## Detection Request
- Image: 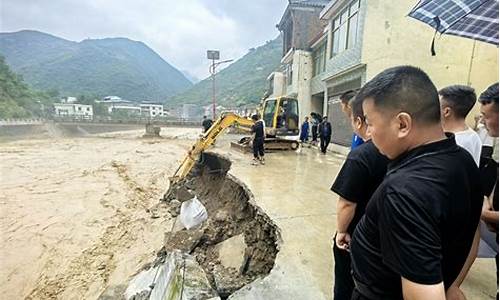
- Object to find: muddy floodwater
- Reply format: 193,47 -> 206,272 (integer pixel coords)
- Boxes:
0,129 -> 199,299
0,127 -> 497,299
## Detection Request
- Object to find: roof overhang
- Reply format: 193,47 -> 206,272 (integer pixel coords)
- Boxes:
322,63 -> 366,83
320,0 -> 349,20
281,48 -> 295,64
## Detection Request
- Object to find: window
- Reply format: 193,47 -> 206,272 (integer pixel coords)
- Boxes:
86,107 -> 90,111
78,106 -> 82,111
348,1 -> 359,49
263,99 -> 277,127
313,41 -> 327,76
331,0 -> 360,57
286,64 -> 293,86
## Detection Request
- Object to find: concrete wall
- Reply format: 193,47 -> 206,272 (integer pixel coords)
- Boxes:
285,50 -> 314,123
361,0 -> 499,125
292,7 -> 329,50
270,72 -> 287,98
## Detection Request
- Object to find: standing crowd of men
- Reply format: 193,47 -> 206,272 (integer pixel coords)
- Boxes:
300,113 -> 333,153
330,65 -> 498,300
200,66 -> 498,299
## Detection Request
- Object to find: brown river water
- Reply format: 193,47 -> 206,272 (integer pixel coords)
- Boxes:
0,127 -> 496,299
0,128 -> 200,299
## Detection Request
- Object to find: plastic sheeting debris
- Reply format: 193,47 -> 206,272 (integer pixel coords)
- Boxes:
180,196 -> 208,230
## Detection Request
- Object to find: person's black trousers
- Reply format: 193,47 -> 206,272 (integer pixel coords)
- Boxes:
312,125 -> 318,141
333,238 -> 355,300
253,138 -> 264,158
320,136 -> 331,153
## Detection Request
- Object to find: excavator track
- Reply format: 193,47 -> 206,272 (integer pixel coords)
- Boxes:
230,137 -> 299,152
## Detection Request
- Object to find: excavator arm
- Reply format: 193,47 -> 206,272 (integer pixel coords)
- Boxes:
169,112 -> 255,184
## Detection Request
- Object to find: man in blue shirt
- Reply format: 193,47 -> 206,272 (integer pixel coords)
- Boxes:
300,116 -> 309,143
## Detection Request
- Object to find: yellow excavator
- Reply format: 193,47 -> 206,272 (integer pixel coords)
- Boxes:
169,97 -> 300,184
231,96 -> 300,151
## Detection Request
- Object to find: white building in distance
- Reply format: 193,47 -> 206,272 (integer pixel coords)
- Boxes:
140,103 -> 165,118
54,103 -> 93,120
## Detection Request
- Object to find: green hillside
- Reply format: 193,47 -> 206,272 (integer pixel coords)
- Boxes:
0,55 -> 54,118
0,30 -> 192,102
168,36 -> 282,108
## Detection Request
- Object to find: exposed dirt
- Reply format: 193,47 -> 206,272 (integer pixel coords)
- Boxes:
157,152 -> 281,298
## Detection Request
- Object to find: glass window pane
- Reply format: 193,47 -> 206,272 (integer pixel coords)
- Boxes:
350,0 -> 359,15
322,43 -> 326,71
334,17 -> 340,29
348,13 -> 358,48
339,23 -> 348,52
319,47 -> 325,73
263,100 -> 276,126
332,29 -> 340,56
341,9 -> 349,24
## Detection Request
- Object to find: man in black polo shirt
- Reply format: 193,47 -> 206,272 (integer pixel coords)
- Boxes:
251,113 -> 265,165
350,66 -> 482,300
331,91 -> 388,300
478,83 -> 499,299
202,115 -> 213,133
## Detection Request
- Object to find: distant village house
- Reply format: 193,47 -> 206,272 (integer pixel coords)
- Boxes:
54,103 -> 93,120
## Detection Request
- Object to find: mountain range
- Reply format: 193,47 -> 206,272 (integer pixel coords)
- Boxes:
0,30 -> 283,109
0,30 -> 192,102
168,37 -> 282,108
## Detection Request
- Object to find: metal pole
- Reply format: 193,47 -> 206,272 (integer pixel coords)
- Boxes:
212,59 -> 216,120
466,40 -> 476,86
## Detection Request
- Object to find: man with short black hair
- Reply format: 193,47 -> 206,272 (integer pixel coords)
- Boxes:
439,85 -> 482,166
202,115 -> 213,133
251,113 -> 265,165
319,116 -> 332,154
439,85 -> 483,299
478,83 -> 499,299
310,112 -> 321,143
350,66 -> 482,300
340,90 -> 364,149
331,92 -> 388,300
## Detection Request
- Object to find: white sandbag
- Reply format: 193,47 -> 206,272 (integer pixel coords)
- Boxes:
180,196 -> 208,230
124,250 -> 220,300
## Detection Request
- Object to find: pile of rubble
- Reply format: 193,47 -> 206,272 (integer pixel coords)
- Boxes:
125,152 -> 281,300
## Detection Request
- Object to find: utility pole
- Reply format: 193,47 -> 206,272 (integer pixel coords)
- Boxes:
207,50 -> 232,120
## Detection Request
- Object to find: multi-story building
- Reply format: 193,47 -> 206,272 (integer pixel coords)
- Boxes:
140,103 -> 165,118
98,96 -> 136,114
53,103 -> 93,120
271,0 -> 498,146
274,0 -> 330,123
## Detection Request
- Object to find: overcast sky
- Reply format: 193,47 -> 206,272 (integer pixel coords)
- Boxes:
1,0 -> 287,81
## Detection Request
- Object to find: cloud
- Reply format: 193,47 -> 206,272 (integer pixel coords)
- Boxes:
1,0 -> 287,79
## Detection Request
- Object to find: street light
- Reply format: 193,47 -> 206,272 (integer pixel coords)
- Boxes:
207,50 -> 233,120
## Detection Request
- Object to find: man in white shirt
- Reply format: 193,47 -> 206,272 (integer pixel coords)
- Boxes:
439,85 -> 482,166
474,115 -> 496,159
439,85 -> 485,299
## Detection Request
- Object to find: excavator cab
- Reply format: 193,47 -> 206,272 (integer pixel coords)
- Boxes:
261,97 -> 299,138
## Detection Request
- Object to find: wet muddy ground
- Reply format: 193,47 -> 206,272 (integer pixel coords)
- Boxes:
0,127 -> 497,299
